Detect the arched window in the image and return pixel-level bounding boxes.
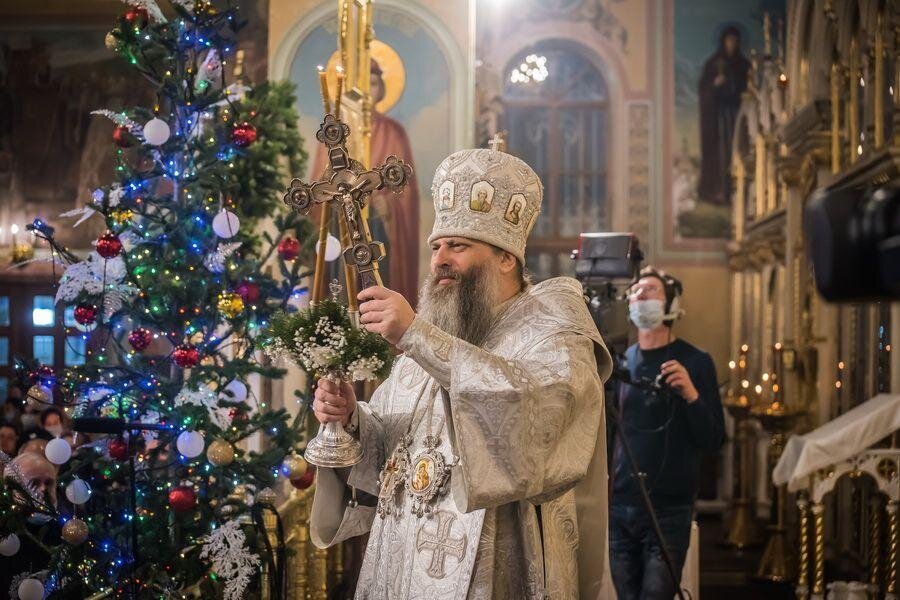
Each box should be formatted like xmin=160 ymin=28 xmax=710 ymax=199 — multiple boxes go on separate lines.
xmin=502 ymin=42 xmax=609 ymax=280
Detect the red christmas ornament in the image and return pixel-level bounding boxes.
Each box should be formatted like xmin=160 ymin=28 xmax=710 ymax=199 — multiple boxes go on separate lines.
xmin=172 ymin=344 xmax=200 ymax=368
xmin=231 ymin=122 xmax=257 ymax=147
xmin=96 ymin=231 xmax=123 ymax=259
xmin=108 ymin=438 xmax=129 ymax=461
xmin=123 ymin=7 xmax=149 ymax=28
xmin=112 ymin=126 xmax=133 ymax=148
xmin=74 ymin=303 xmax=99 ymax=326
xmin=290 ymin=467 xmax=316 ymax=490
xmin=277 ymin=237 xmax=300 ymax=261
xmin=236 ymin=281 xmax=260 ymax=304
xmin=168 ymin=485 xmax=196 ymax=513
xmin=128 ymin=328 xmax=153 ymax=351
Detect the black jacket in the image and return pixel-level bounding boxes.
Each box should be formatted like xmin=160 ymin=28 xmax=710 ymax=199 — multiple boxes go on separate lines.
xmin=611 ymin=339 xmax=725 ymax=508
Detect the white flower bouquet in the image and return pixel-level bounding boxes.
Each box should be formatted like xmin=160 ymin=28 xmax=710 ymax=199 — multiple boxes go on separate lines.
xmin=263 ymin=298 xmax=392 ymax=382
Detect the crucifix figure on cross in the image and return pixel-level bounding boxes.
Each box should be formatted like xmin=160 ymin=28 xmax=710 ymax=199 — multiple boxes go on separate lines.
xmin=282 ymin=113 xmax=413 ymax=302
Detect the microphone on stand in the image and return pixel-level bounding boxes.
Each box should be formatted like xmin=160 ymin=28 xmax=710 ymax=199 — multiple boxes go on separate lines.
xmin=72 ymin=417 xmax=172 ymax=434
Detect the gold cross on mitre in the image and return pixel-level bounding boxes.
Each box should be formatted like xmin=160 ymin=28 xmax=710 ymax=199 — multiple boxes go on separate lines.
xmin=282 ymin=72 xmax=413 ymax=308
xmin=488 ymin=131 xmax=507 ymax=153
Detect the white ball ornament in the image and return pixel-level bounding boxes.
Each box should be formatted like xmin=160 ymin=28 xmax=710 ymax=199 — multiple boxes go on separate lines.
xmin=212 ymin=209 xmax=240 ymax=239
xmin=65 ymin=478 xmax=92 ymax=505
xmin=222 ymin=379 xmax=248 ymax=403
xmin=176 ymin=430 xmax=205 ymax=458
xmin=17 ymin=578 xmax=44 ymax=600
xmin=0 ymin=533 xmax=20 ymax=556
xmin=319 ymin=234 xmax=341 ymax=262
xmin=143 ymin=117 xmax=171 ymax=146
xmin=45 ymin=437 xmax=72 ymax=465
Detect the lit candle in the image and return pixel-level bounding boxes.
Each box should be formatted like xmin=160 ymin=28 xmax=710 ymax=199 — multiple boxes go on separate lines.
xmin=10 ymin=224 xmax=18 ymax=247
xmin=317 ymin=65 xmax=331 ymax=114
xmin=334 ymin=65 xmax=345 ymax=120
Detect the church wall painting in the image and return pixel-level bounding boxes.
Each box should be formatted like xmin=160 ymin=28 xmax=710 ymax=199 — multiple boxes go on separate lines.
xmin=289 ymin=7 xmax=453 ymax=303
xmin=667 ymin=0 xmax=784 ymax=250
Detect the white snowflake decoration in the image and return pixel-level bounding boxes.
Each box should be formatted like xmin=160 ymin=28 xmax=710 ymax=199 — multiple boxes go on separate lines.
xmin=59 ymin=206 xmax=98 ymax=228
xmin=199 ymin=520 xmax=260 ymax=600
xmin=91 ymin=110 xmax=145 ymax=142
xmin=194 ymin=49 xmax=223 ymax=95
xmin=55 ymin=252 xmax=138 ymax=320
xmin=203 ymin=242 xmax=241 ymax=273
xmin=108 ymin=184 xmax=125 ymax=208
xmin=174 ymin=385 xmax=231 ymax=429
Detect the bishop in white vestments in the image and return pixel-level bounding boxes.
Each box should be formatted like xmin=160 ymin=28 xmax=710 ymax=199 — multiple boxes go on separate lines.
xmin=309 ymin=147 xmax=613 ymax=599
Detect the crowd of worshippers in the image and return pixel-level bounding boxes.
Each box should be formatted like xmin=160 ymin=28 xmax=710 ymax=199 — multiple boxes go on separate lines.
xmin=0 ymin=381 xmax=91 ymax=597
xmin=1 ymin=382 xmax=79 ymax=464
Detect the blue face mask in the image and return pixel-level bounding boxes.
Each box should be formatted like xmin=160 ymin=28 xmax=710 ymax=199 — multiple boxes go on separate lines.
xmin=629 ymin=299 xmax=666 ymax=330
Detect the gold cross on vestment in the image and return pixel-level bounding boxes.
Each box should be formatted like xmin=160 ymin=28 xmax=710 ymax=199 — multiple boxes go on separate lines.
xmin=283 ymin=114 xmax=413 ymax=297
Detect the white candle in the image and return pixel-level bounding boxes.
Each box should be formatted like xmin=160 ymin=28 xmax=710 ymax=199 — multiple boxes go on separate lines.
xmin=10 ymin=224 xmax=18 ymax=247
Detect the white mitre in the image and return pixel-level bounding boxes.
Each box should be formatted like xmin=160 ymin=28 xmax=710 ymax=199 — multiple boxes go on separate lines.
xmin=428 ymin=148 xmax=543 ymax=264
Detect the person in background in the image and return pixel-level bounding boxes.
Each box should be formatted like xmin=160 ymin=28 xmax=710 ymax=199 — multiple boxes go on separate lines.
xmin=1 ymin=397 xmax=20 ymax=424
xmin=40 ymin=406 xmax=65 ymax=438
xmin=1 ymin=452 xmax=61 ymax=596
xmin=0 ymin=421 xmax=19 ymax=457
xmin=609 ymin=266 xmax=725 ymax=600
xmin=18 ymin=428 xmax=53 ymax=457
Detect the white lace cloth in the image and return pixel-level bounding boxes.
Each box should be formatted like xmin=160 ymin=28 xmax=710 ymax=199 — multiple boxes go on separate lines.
xmin=773 ymin=393 xmax=900 ymax=491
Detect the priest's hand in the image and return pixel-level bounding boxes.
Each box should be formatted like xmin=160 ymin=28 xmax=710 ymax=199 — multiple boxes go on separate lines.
xmin=313 ymin=377 xmax=357 ymax=427
xmin=358 ymin=286 xmax=415 ymax=345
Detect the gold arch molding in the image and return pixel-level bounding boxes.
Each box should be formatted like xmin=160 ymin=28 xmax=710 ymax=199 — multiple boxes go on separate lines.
xmin=326 ymin=39 xmax=406 ymax=113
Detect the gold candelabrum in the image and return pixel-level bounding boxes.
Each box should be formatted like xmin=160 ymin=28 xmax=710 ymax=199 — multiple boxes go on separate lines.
xmin=752 ymin=342 xmax=804 ymax=582
xmin=723 ymin=344 xmax=765 ymax=549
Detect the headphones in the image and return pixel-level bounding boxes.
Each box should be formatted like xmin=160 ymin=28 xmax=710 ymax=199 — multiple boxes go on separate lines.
xmin=635 ymin=267 xmax=685 ymax=322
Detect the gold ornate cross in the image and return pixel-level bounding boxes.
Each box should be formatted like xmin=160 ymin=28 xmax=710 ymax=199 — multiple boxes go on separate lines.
xmin=283 ymin=114 xmax=412 ymax=303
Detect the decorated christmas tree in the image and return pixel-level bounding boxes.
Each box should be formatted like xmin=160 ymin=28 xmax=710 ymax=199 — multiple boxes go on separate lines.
xmin=0 ymin=1 xmax=316 ymax=598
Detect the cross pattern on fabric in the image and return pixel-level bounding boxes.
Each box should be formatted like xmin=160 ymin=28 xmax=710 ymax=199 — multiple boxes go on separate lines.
xmin=415 ymin=510 xmax=468 ymax=579
xmin=282 ymin=113 xmax=413 ymax=289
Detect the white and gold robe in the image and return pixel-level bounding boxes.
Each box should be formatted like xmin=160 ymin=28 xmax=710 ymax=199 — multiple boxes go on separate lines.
xmin=310 ymin=277 xmax=613 ymax=599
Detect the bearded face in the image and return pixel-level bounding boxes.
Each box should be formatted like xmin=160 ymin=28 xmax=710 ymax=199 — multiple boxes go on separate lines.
xmin=417 ymin=258 xmax=504 ymax=347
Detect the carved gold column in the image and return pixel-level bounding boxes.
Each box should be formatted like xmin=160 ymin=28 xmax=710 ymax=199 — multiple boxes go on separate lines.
xmin=888 ymin=500 xmax=898 ymax=597
xmin=734 ymin=157 xmax=746 ymax=242
xmin=812 ymin=501 xmax=825 ymax=599
xmin=284 ymin=487 xmax=314 ymax=600
xmin=875 ymin=12 xmax=885 ymax=148
xmin=312 ymin=546 xmax=329 ymax=600
xmin=797 ymin=494 xmax=810 ymax=599
xmin=848 ymin=39 xmax=860 ymax=164
xmin=831 ymin=62 xmax=842 ymax=174
xmin=871 ymin=496 xmax=883 ymax=594
xmin=755 ymin=134 xmax=767 ymax=219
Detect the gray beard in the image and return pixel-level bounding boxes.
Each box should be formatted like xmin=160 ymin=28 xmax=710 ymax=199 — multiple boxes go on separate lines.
xmin=417 ymin=262 xmax=502 ymax=347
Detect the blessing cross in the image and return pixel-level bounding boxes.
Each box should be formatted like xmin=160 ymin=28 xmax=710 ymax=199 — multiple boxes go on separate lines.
xmin=415 ymin=510 xmax=467 ymax=579
xmin=283 ymin=114 xmax=413 ymax=300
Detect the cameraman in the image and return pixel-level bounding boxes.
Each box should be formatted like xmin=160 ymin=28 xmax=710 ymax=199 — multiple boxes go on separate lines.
xmin=610 ymin=267 xmax=725 ymax=600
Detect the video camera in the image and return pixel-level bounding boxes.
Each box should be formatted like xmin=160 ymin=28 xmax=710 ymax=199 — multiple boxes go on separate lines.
xmin=805 ymin=181 xmax=900 ymax=302
xmin=572 ymin=232 xmax=643 ymax=357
